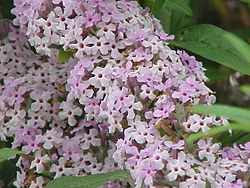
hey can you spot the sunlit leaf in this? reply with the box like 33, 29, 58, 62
46, 170, 128, 188
191, 104, 250, 124
165, 0, 192, 16
170, 24, 250, 75
0, 148, 26, 163
186, 123, 250, 143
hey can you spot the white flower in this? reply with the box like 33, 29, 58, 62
50, 157, 79, 178
38, 128, 63, 149
89, 64, 112, 88
30, 177, 44, 188
30, 150, 50, 173
80, 129, 101, 150
140, 85, 155, 100
97, 22, 116, 40
59, 100, 82, 126
166, 152, 190, 181
183, 114, 213, 133
198, 138, 220, 163
30, 91, 51, 111
180, 169, 206, 188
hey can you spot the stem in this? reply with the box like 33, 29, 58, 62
127, 173, 136, 188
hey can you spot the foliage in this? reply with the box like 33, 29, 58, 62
170, 24, 250, 75
58, 49, 76, 64
46, 170, 128, 188
191, 104, 250, 124
186, 123, 250, 143
0, 148, 26, 163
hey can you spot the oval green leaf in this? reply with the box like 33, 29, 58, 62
170, 24, 250, 75
46, 170, 128, 188
0, 148, 26, 163
186, 123, 250, 143
191, 104, 250, 124
152, 0, 166, 15
186, 125, 229, 143
165, 0, 192, 16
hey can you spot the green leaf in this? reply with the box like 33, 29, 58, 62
186, 123, 250, 143
58, 49, 76, 64
223, 32, 250, 67
186, 125, 230, 143
165, 0, 192, 16
235, 133, 250, 144
153, 5, 172, 33
0, 148, 26, 163
220, 131, 247, 146
140, 0, 154, 9
191, 104, 250, 124
46, 170, 128, 188
152, 0, 165, 15
170, 24, 250, 75
239, 85, 250, 95
152, 0, 199, 34
153, 0, 190, 34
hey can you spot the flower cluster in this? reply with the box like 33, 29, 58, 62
1, 25, 123, 188
0, 0, 248, 187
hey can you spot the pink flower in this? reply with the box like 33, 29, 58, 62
79, 9, 100, 28
30, 91, 51, 111
183, 114, 213, 133
7, 87, 26, 106
79, 129, 101, 150
128, 47, 153, 62
140, 85, 155, 100
30, 177, 44, 188
127, 29, 146, 43
198, 138, 220, 163
138, 159, 159, 186
164, 140, 185, 150
153, 102, 175, 119
166, 152, 190, 181
137, 66, 161, 87
22, 136, 41, 153
129, 119, 155, 144
38, 128, 63, 150
241, 142, 250, 153
50, 157, 78, 178
61, 137, 82, 162
221, 147, 240, 160
100, 5, 120, 22
59, 100, 82, 126
126, 146, 147, 166
97, 22, 116, 40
